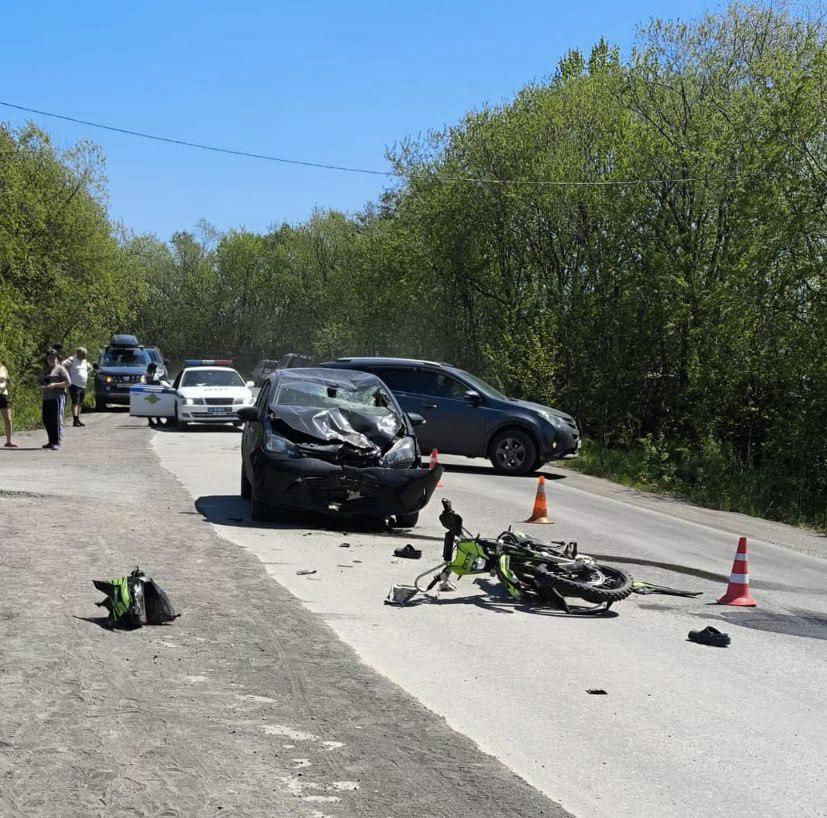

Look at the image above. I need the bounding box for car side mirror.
[407,412,426,427]
[236,406,258,422]
[245,381,255,389]
[464,390,482,406]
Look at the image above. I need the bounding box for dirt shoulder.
[0,412,565,818]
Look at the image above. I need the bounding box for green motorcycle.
[409,499,632,613]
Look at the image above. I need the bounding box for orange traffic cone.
[429,448,444,488]
[525,476,553,524]
[717,537,757,607]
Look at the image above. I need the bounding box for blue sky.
[1,0,714,237]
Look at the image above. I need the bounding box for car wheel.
[241,465,252,499]
[174,405,188,429]
[250,495,279,522]
[394,511,419,528]
[95,397,107,412]
[490,429,538,476]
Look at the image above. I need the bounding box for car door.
[414,370,486,455]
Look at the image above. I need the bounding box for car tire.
[394,511,419,528]
[174,406,188,430]
[241,465,252,499]
[95,397,107,412]
[250,495,280,522]
[489,429,538,476]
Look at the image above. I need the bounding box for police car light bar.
[183,359,233,367]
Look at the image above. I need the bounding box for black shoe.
[688,626,731,647]
[77,419,85,427]
[73,418,82,427]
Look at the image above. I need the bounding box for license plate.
[207,407,231,414]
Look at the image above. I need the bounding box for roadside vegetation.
[2,3,825,528]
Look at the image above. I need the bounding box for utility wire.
[0,99,731,188]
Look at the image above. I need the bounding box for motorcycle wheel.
[537,564,633,604]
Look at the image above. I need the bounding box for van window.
[419,371,468,399]
[372,368,420,393]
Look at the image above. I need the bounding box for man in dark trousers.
[37,349,70,450]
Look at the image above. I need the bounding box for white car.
[129,360,255,428]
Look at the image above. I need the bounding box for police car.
[129,360,255,428]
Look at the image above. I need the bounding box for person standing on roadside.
[0,358,18,448]
[37,350,70,450]
[63,347,92,427]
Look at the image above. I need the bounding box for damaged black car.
[238,368,443,527]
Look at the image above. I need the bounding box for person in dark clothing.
[37,350,70,450]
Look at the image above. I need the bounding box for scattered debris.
[297,569,317,576]
[336,564,353,568]
[393,544,422,560]
[688,626,731,647]
[632,580,702,597]
[385,584,419,606]
[586,689,608,695]
[339,542,351,548]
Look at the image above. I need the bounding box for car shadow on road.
[194,494,443,540]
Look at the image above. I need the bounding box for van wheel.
[241,466,252,499]
[490,429,537,476]
[95,397,107,411]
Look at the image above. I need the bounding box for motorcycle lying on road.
[396,499,633,614]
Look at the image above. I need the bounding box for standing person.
[0,358,18,448]
[37,350,70,450]
[53,342,68,433]
[63,347,92,427]
[144,362,168,427]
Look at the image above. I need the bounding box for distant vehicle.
[94,335,152,410]
[238,367,441,526]
[130,360,255,428]
[251,359,279,387]
[142,346,170,381]
[321,357,580,475]
[252,354,315,387]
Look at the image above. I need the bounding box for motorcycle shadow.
[420,578,619,618]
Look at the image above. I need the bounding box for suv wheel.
[95,397,107,412]
[490,429,538,476]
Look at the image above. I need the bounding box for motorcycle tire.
[537,564,633,604]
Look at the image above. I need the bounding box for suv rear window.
[372,368,420,393]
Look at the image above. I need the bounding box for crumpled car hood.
[271,405,402,453]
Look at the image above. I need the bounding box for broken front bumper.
[252,454,444,517]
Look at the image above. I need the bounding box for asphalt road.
[153,423,827,818]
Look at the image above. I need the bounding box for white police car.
[129,360,255,428]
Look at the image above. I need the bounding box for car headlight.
[138,375,146,383]
[102,375,114,384]
[264,434,298,457]
[233,396,253,405]
[383,436,417,468]
[536,410,567,429]
[184,397,205,406]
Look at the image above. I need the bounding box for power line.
[0,99,738,188]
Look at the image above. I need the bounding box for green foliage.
[2,3,826,528]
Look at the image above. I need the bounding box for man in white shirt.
[63,347,93,428]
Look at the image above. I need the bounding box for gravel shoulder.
[0,412,565,818]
